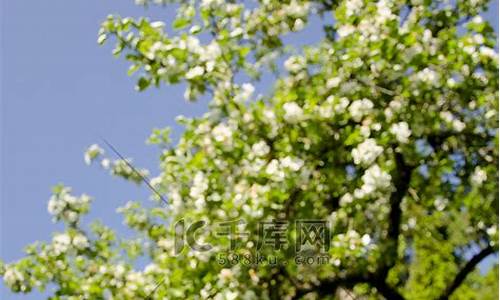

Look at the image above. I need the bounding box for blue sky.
[1,1,498,299]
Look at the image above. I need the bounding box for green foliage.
[2,0,498,299]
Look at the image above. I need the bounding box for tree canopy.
[1,0,499,299]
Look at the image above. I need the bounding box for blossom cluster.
[47,185,92,224]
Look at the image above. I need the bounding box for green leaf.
[136,77,151,91]
[127,64,140,76]
[173,18,191,30]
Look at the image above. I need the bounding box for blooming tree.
[1,0,499,299]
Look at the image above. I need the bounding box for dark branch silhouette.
[293,273,406,300]
[293,148,414,300]
[438,244,495,300]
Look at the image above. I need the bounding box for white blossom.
[345,0,363,16]
[47,190,90,223]
[471,167,487,186]
[150,176,162,188]
[201,0,223,8]
[48,197,64,215]
[359,164,392,196]
[263,109,276,122]
[471,15,483,24]
[64,211,78,223]
[284,56,306,73]
[158,238,173,251]
[486,226,497,236]
[440,112,466,132]
[230,27,244,37]
[361,234,371,246]
[335,97,350,113]
[479,46,497,59]
[169,189,183,213]
[72,234,89,249]
[115,264,126,278]
[280,156,304,171]
[144,263,160,275]
[284,1,310,16]
[190,25,202,34]
[390,122,411,143]
[326,77,341,89]
[190,172,209,201]
[186,36,201,52]
[251,141,270,157]
[212,123,233,144]
[293,18,305,31]
[440,111,454,123]
[376,0,395,23]
[434,196,448,211]
[101,158,111,169]
[452,119,466,132]
[185,66,205,79]
[221,290,239,300]
[235,83,255,103]
[4,267,24,287]
[283,102,304,123]
[339,193,354,207]
[219,268,234,281]
[150,21,165,28]
[422,29,433,43]
[349,98,374,122]
[463,45,476,55]
[84,144,104,165]
[351,139,383,166]
[265,159,285,181]
[318,104,334,118]
[416,68,439,85]
[337,25,356,38]
[53,233,71,255]
[472,34,485,45]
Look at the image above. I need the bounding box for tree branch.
[379,150,413,277]
[293,150,413,300]
[371,277,406,300]
[293,273,406,300]
[437,244,495,300]
[292,274,368,299]
[388,152,411,240]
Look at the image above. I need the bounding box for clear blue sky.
[1,1,498,299]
